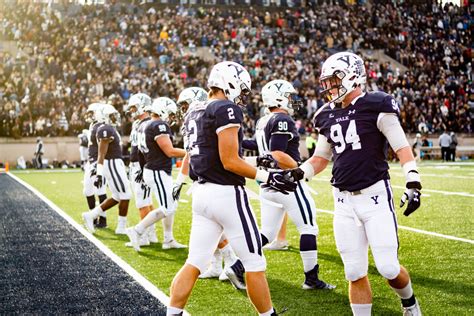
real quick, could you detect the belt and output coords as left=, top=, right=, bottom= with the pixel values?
left=349, top=190, right=362, bottom=196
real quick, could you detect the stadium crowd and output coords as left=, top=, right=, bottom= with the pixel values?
left=0, top=1, right=472, bottom=138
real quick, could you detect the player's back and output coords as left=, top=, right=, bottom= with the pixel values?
left=314, top=91, right=400, bottom=191
left=143, top=119, right=172, bottom=173
left=96, top=124, right=122, bottom=160
left=189, top=99, right=245, bottom=186
left=130, top=118, right=150, bottom=163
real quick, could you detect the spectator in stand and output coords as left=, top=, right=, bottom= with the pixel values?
left=439, top=130, right=452, bottom=162
left=413, top=133, right=422, bottom=162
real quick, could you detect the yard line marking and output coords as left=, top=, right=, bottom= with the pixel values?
left=391, top=185, right=474, bottom=197
left=316, top=208, right=474, bottom=244
left=7, top=172, right=188, bottom=315
left=311, top=178, right=474, bottom=197
left=390, top=172, right=474, bottom=180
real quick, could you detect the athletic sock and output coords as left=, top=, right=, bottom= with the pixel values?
left=300, top=250, right=318, bottom=272
left=350, top=304, right=372, bottom=316
left=220, top=244, right=237, bottom=266
left=391, top=280, right=414, bottom=299
left=98, top=194, right=107, bottom=203
left=86, top=196, right=96, bottom=210
left=166, top=306, right=183, bottom=316
left=163, top=214, right=174, bottom=242
left=259, top=307, right=275, bottom=316
left=90, top=206, right=103, bottom=219
left=135, top=209, right=165, bottom=235
left=117, top=216, right=127, bottom=226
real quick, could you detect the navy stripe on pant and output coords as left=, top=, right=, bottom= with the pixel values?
left=234, top=185, right=255, bottom=254
left=241, top=187, right=262, bottom=256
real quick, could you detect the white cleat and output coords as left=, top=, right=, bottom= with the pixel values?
left=147, top=227, right=158, bottom=243
left=82, top=212, right=96, bottom=234
left=115, top=225, right=127, bottom=235
left=403, top=299, right=422, bottom=316
left=126, top=227, right=141, bottom=252
left=199, top=267, right=223, bottom=279
left=263, top=239, right=289, bottom=251
left=219, top=270, right=229, bottom=281
left=162, top=239, right=187, bottom=250
left=125, top=234, right=150, bottom=248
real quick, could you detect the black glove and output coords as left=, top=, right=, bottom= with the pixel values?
left=94, top=175, right=103, bottom=188
left=289, top=167, right=305, bottom=182
left=262, top=170, right=297, bottom=195
left=134, top=169, right=143, bottom=183
left=90, top=164, right=97, bottom=176
left=256, top=154, right=279, bottom=169
left=400, top=181, right=422, bottom=216
left=172, top=182, right=186, bottom=201
left=141, top=182, right=149, bottom=192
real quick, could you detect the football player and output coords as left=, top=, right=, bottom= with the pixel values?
left=293, top=52, right=422, bottom=315
left=173, top=87, right=239, bottom=284
left=167, top=61, right=296, bottom=316
left=125, top=97, right=187, bottom=251
left=246, top=79, right=334, bottom=290
left=82, top=104, right=132, bottom=235
left=125, top=93, right=156, bottom=247
left=78, top=129, right=89, bottom=171
left=82, top=103, right=107, bottom=228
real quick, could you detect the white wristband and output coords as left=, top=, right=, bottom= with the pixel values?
left=96, top=163, right=104, bottom=176
left=300, top=161, right=315, bottom=180
left=255, top=169, right=270, bottom=183
left=244, top=156, right=258, bottom=167
left=402, top=160, right=420, bottom=183
left=176, top=172, right=186, bottom=185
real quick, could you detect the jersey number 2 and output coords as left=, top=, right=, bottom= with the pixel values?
left=330, top=120, right=361, bottom=154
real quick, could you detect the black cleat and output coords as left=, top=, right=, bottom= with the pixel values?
left=94, top=216, right=107, bottom=228
left=302, top=264, right=335, bottom=290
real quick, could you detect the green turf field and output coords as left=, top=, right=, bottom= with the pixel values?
left=13, top=162, right=474, bottom=315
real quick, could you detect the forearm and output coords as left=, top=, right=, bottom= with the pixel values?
left=179, top=153, right=190, bottom=176
left=271, top=151, right=297, bottom=170
left=222, top=156, right=258, bottom=179
left=97, top=141, right=109, bottom=165
left=396, top=146, right=415, bottom=166
left=302, top=155, right=329, bottom=177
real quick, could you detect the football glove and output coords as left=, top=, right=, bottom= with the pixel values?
left=289, top=167, right=305, bottom=182
left=256, top=154, right=279, bottom=169
left=94, top=175, right=103, bottom=188
left=134, top=169, right=143, bottom=183
left=400, top=181, right=422, bottom=216
left=140, top=182, right=149, bottom=192
left=262, top=170, right=297, bottom=195
left=90, top=164, right=97, bottom=176
left=172, top=182, right=186, bottom=201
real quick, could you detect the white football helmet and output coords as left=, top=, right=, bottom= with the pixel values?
left=177, top=87, right=207, bottom=117
left=262, top=79, right=301, bottom=116
left=150, top=97, right=176, bottom=121
left=96, top=104, right=121, bottom=126
left=85, top=103, right=104, bottom=123
left=207, top=61, right=251, bottom=106
left=126, top=93, right=152, bottom=119
left=320, top=52, right=366, bottom=104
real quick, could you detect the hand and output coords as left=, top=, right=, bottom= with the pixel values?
left=289, top=167, right=305, bottom=182
left=134, top=169, right=143, bottom=183
left=94, top=175, right=103, bottom=188
left=172, top=182, right=186, bottom=201
left=264, top=170, right=297, bottom=195
left=256, top=154, right=278, bottom=169
left=400, top=183, right=421, bottom=216
left=140, top=182, right=149, bottom=192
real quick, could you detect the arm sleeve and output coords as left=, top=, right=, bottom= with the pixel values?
left=97, top=126, right=114, bottom=140
left=377, top=113, right=409, bottom=152
left=153, top=123, right=171, bottom=140
left=314, top=134, right=332, bottom=160
left=242, top=139, right=258, bottom=150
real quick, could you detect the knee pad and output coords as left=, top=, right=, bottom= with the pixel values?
left=344, top=264, right=368, bottom=282
left=186, top=255, right=212, bottom=274
left=377, top=263, right=400, bottom=280
left=241, top=256, right=267, bottom=272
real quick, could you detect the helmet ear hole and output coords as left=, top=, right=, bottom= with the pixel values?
left=228, top=83, right=235, bottom=89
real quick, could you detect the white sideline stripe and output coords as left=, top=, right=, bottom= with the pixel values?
left=316, top=208, right=474, bottom=244
left=390, top=172, right=474, bottom=180
left=7, top=172, right=188, bottom=315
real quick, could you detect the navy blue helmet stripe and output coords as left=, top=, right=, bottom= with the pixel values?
left=384, top=179, right=399, bottom=249
left=294, top=189, right=308, bottom=225
left=298, top=182, right=314, bottom=226
left=241, top=186, right=262, bottom=256
left=112, top=159, right=126, bottom=193
left=234, top=185, right=255, bottom=254
left=107, top=159, right=120, bottom=193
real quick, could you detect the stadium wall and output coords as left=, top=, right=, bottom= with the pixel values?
left=1, top=135, right=474, bottom=167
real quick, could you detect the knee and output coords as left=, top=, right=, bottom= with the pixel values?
left=298, top=225, right=319, bottom=237
left=185, top=256, right=211, bottom=274
left=376, top=263, right=400, bottom=280
left=241, top=256, right=267, bottom=272
left=344, top=264, right=368, bottom=282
